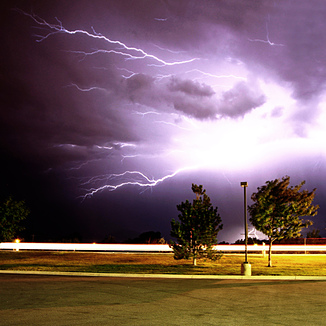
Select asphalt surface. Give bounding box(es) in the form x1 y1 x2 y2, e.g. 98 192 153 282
1 272 326 325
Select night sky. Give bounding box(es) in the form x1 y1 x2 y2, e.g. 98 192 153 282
1 0 325 243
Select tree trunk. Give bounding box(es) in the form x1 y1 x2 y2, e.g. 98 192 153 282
192 239 197 266
268 237 272 267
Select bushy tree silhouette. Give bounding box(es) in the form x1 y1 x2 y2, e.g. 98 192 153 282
170 184 223 266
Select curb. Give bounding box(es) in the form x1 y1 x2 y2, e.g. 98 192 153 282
1 270 326 280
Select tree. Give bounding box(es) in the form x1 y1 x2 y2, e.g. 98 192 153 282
101 235 117 243
126 231 164 244
306 229 321 238
0 197 30 241
248 176 319 267
170 184 223 266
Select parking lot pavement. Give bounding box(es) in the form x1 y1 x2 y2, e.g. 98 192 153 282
1 273 325 325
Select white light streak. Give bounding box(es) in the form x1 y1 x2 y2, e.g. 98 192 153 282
133 110 161 117
154 120 192 131
152 43 185 54
186 69 247 81
248 228 259 238
66 83 107 92
94 145 113 150
18 10 199 67
248 22 284 47
1 242 326 252
82 167 195 198
116 67 137 79
154 18 168 22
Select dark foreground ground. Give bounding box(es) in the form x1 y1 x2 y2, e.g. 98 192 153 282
1 273 325 325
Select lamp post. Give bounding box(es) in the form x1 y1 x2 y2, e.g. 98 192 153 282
240 181 248 263
240 181 251 276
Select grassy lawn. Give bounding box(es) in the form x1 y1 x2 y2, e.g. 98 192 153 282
0 251 325 276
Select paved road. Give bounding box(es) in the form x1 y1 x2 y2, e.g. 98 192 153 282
1 273 325 325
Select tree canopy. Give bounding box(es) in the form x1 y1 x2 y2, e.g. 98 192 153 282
248 176 319 266
306 229 321 239
0 197 30 242
170 184 223 266
125 231 165 244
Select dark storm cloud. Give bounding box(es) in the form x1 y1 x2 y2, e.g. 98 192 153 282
105 0 326 127
105 0 269 50
166 77 217 119
218 81 266 118
0 5 141 168
9 0 323 137
122 74 219 120
125 73 155 103
1 0 323 161
168 77 215 97
225 1 326 125
173 97 217 120
275 2 326 101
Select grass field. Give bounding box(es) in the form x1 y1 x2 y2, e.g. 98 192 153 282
0 251 326 276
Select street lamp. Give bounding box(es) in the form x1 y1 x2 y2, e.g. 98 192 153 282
240 181 251 276
240 182 248 263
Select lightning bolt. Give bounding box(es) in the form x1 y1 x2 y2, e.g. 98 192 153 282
56 138 193 197
65 84 107 92
58 142 137 172
185 69 247 81
248 21 284 47
116 67 137 79
152 43 186 54
133 110 161 117
16 9 241 199
120 154 141 163
154 18 168 22
154 120 192 131
17 10 199 67
248 228 259 238
81 167 195 199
